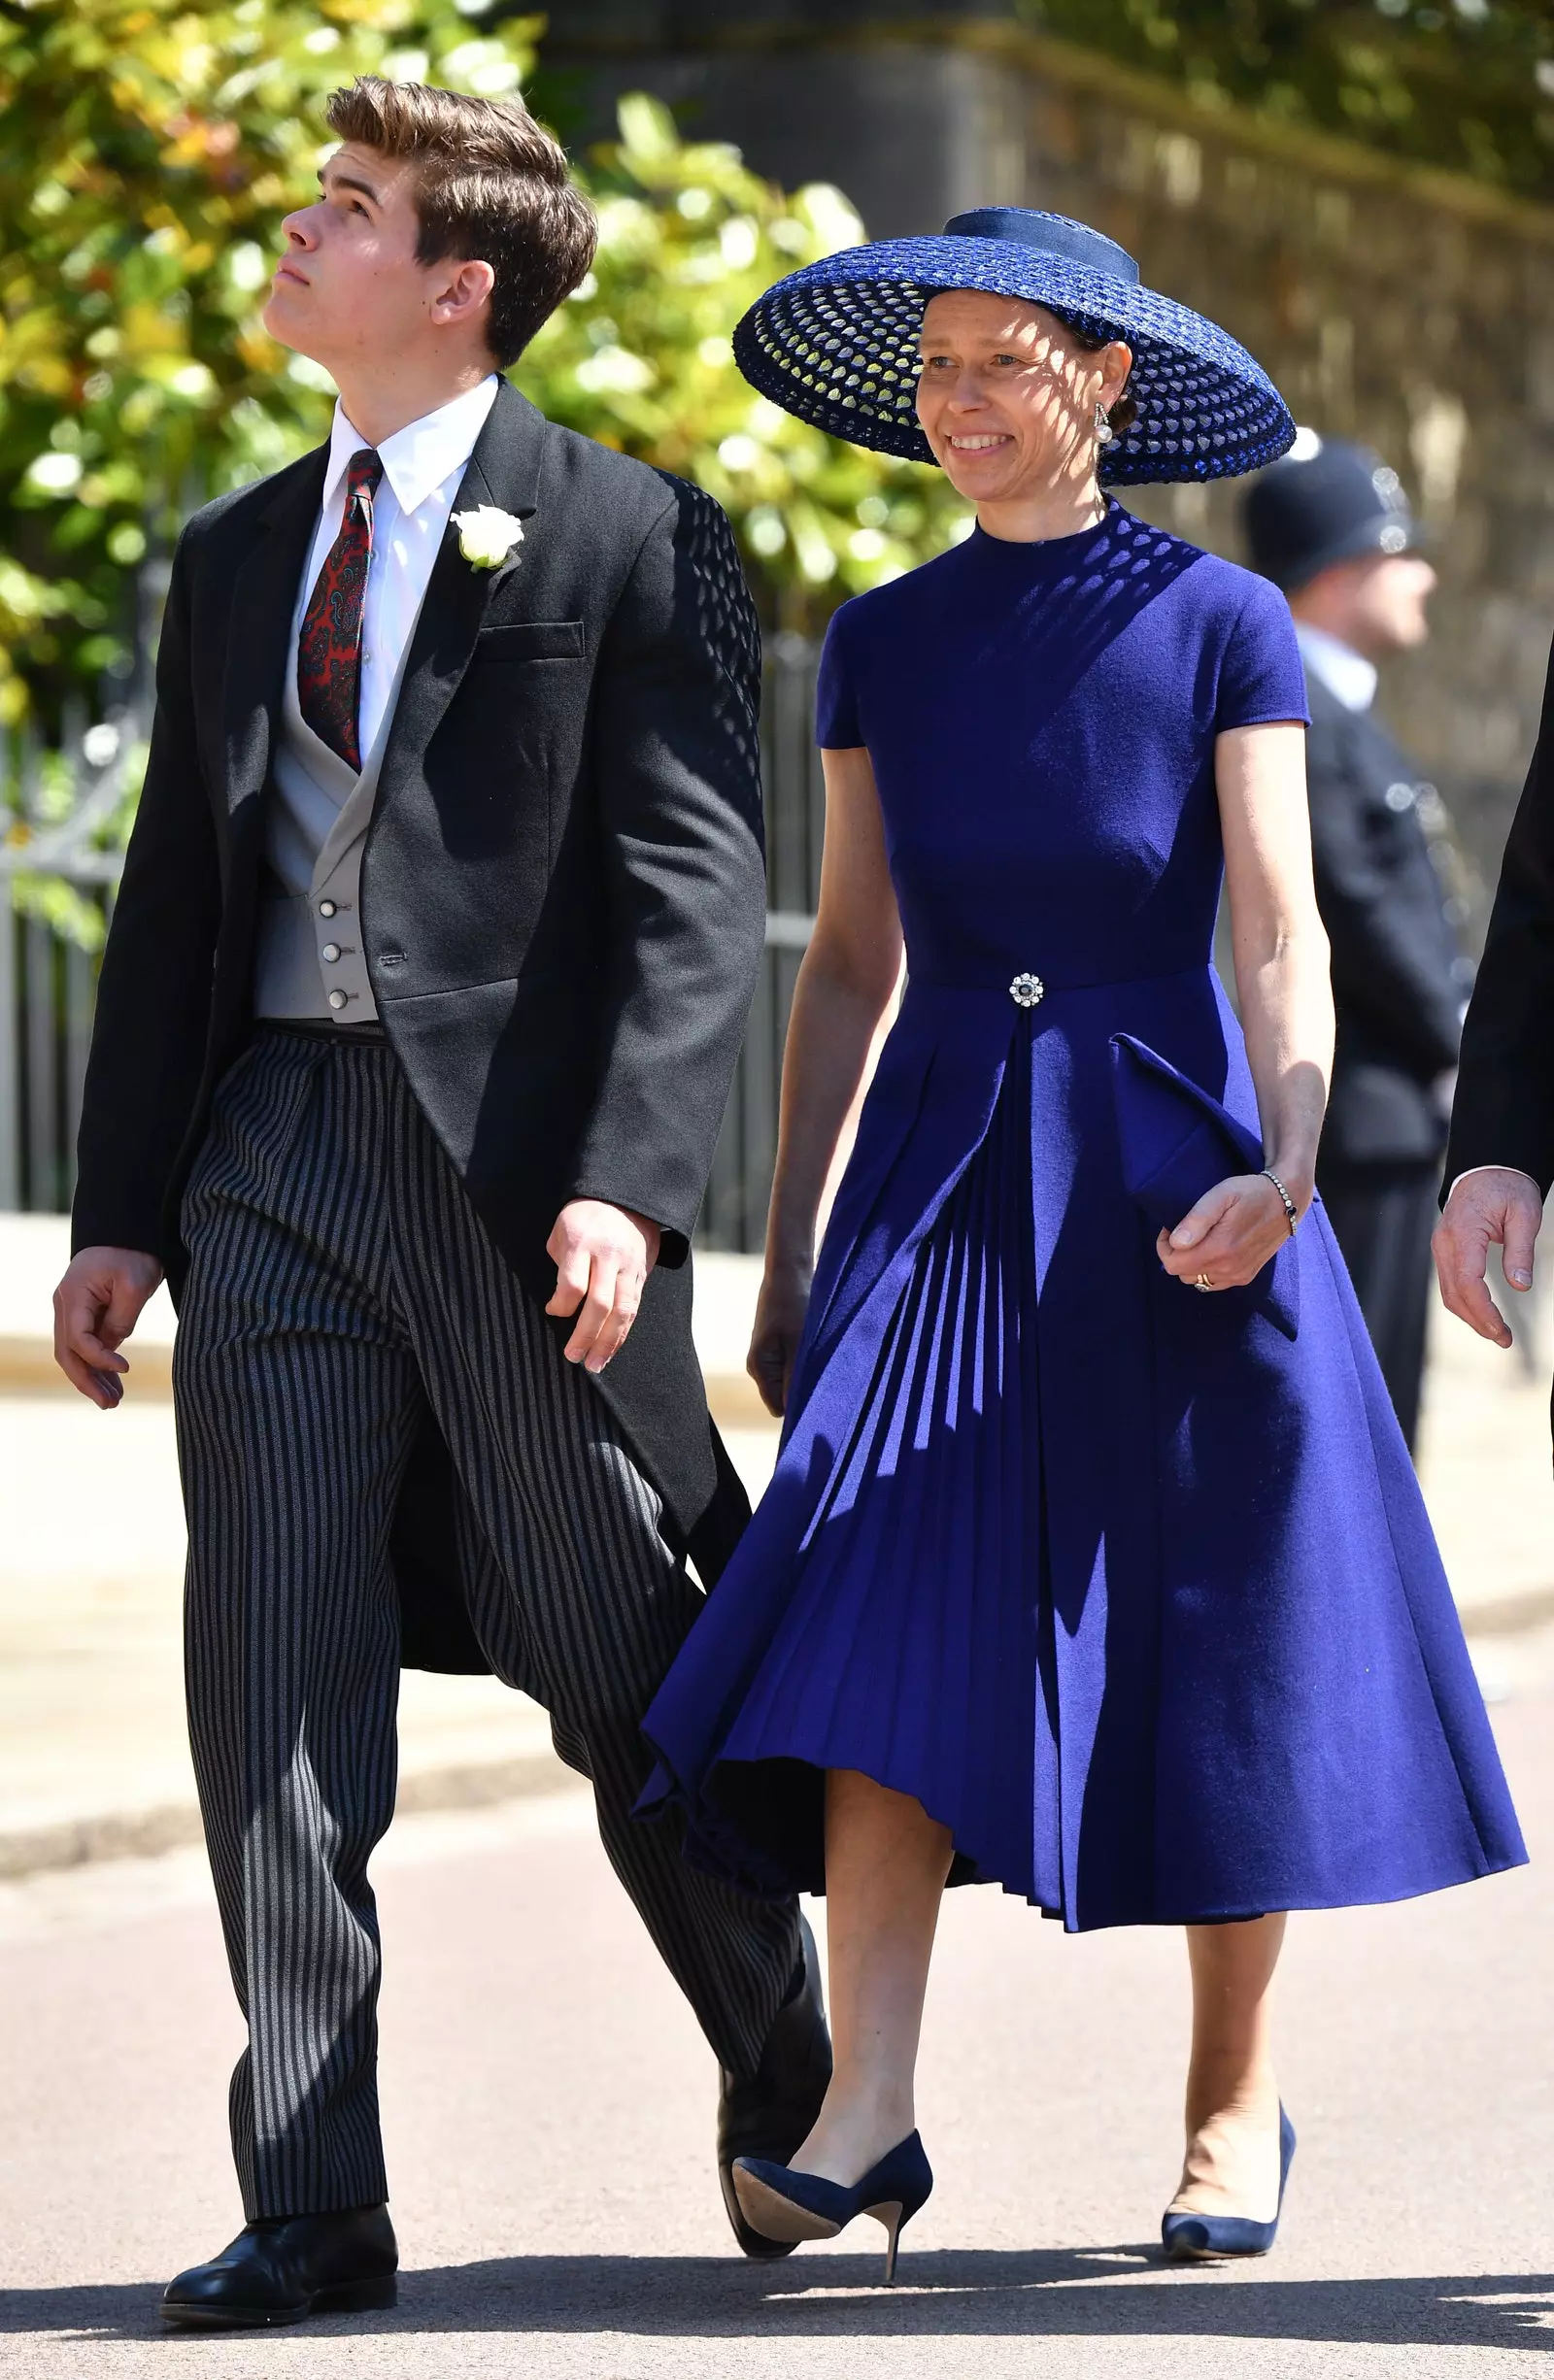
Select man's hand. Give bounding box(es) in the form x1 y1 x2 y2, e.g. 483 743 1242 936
545 1199 660 1374
1433 1167 1544 1348
52 1246 165 1408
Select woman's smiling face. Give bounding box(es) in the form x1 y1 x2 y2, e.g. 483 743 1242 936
915 290 1132 507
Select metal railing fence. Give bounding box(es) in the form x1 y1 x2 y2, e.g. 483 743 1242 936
0 638 822 1252
0 704 149 1215
701 631 823 1252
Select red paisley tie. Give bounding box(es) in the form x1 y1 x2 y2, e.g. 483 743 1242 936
297 447 383 770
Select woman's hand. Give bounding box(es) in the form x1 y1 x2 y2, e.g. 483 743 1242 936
748 1261 812 1419
1156 1173 1298 1292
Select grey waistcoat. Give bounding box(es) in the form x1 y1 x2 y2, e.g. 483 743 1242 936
252 630 416 1022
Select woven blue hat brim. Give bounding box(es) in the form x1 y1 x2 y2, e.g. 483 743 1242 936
734 235 1296 485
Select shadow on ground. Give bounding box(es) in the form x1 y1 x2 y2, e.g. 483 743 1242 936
5 2253 1554 2349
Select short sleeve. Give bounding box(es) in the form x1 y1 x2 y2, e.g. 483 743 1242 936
815 603 864 748
1217 575 1310 733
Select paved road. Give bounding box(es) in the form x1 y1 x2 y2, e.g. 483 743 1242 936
3 1686 1554 2378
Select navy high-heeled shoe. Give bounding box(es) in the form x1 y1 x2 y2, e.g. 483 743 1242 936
1161 2104 1297 2261
731 2131 933 2285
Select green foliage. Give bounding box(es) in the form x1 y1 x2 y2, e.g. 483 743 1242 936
10 866 114 947
521 93 965 626
1019 1 1554 203
0 2 962 737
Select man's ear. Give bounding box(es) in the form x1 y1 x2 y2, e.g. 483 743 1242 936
429 255 495 331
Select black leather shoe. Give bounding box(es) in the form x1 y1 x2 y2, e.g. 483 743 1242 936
718 1914 833 2258
161 2206 398 2330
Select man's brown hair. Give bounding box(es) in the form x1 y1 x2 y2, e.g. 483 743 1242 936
324 78 598 367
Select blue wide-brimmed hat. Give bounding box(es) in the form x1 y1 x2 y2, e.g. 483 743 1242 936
734 207 1295 486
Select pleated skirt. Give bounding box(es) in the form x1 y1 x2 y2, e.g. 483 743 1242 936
639 972 1525 1928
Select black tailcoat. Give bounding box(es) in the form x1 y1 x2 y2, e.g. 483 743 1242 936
1305 674 1464 1165
73 380 766 1669
1444 631 1554 1195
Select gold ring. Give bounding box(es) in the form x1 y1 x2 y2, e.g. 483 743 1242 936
1193 1274 1214 1291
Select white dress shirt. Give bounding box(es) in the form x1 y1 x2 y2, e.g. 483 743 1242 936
1293 620 1378 716
299 373 501 754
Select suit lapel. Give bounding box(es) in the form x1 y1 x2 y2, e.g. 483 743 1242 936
376 380 549 813
220 447 328 818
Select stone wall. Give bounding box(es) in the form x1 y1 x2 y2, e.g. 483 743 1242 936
547 12 1554 926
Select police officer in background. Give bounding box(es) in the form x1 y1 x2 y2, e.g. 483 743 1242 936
1242 436 1470 1451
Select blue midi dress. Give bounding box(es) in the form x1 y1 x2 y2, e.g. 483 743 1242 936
640 504 1526 1930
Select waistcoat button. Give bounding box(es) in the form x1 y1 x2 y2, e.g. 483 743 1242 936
327 989 348 1012
319 899 337 918
321 942 341 963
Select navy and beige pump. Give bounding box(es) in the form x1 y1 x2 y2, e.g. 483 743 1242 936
1161 2105 1297 2261
731 2132 933 2285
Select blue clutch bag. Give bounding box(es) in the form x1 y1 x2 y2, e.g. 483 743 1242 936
1109 1032 1299 1341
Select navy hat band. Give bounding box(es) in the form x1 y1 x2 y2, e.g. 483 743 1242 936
943 208 1141 286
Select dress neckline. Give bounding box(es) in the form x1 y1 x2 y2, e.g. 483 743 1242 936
967 500 1126 570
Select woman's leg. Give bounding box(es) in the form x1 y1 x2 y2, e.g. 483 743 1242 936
791 1768 954 2187
1168 1913 1288 2218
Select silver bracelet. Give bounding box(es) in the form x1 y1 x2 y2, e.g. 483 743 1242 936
1261 1166 1300 1236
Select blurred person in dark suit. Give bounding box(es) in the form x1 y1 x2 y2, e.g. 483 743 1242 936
1243 436 1468 1449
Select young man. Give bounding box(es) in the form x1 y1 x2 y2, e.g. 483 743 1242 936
1242 436 1466 1450
53 79 828 2328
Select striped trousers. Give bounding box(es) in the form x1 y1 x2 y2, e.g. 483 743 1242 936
174 1027 799 2219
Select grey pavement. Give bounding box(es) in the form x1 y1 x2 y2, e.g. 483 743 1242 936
3 1684 1554 2377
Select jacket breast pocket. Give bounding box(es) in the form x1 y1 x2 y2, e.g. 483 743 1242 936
473 620 585 663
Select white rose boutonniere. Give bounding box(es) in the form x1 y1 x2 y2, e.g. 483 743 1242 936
452 506 524 571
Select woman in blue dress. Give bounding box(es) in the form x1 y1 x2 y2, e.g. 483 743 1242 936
639 210 1524 2276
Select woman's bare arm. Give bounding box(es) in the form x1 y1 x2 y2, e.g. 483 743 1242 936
1159 720 1333 1288
750 745 904 1414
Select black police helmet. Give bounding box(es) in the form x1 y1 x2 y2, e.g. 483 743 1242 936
1241 430 1426 593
